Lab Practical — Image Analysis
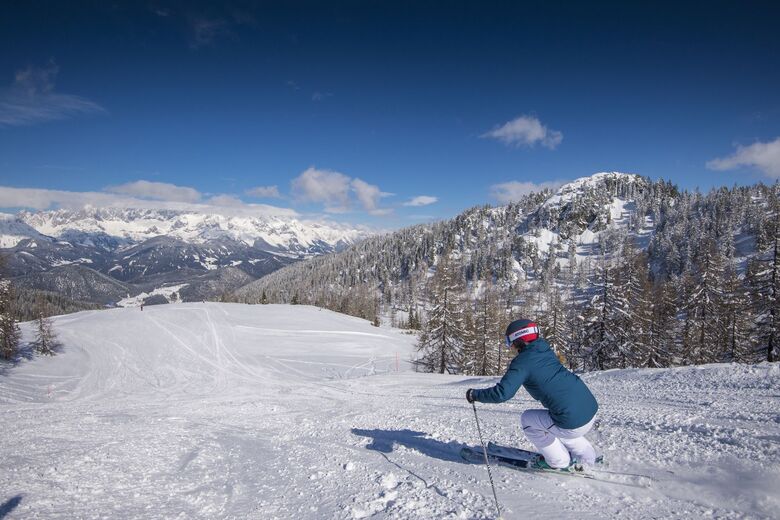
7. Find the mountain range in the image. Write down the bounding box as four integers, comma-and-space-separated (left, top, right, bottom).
5, 171, 772, 332
0, 208, 368, 307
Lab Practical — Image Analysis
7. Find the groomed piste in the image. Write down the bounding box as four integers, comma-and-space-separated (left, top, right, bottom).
1, 303, 778, 519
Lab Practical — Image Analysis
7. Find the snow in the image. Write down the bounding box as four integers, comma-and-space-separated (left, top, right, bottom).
517, 172, 657, 274
542, 172, 639, 210
1, 303, 779, 519
18, 208, 368, 254
526, 228, 559, 255
116, 284, 188, 307
51, 258, 94, 267
0, 212, 49, 248
200, 256, 219, 270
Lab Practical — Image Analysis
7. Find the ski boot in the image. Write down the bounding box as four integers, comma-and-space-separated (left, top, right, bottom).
530, 455, 584, 473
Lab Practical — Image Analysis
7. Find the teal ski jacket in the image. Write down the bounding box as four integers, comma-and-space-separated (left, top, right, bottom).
472, 337, 598, 429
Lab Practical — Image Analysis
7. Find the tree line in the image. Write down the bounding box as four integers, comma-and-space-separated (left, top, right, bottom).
1, 259, 61, 362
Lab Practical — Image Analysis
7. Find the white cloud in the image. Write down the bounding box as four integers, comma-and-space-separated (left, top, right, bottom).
350, 178, 393, 215
106, 180, 201, 203
0, 185, 297, 218
403, 195, 438, 207
706, 137, 780, 178
207, 194, 244, 207
245, 185, 281, 198
290, 168, 394, 216
490, 180, 563, 204
368, 208, 394, 216
482, 115, 563, 149
291, 167, 352, 213
0, 62, 106, 127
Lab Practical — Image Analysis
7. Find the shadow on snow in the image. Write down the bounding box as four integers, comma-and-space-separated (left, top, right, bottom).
352, 429, 475, 500
352, 428, 469, 464
0, 495, 22, 520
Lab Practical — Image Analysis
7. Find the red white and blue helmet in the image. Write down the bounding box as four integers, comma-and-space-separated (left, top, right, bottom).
505, 319, 540, 347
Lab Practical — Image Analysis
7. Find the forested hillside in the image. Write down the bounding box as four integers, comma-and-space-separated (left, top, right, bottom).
235, 172, 780, 372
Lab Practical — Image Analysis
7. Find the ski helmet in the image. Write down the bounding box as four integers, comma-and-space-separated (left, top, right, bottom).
505, 319, 539, 347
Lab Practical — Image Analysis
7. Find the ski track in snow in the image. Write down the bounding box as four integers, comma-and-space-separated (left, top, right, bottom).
1, 303, 779, 519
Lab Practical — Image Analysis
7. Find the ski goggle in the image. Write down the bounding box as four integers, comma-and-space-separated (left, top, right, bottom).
505, 325, 539, 347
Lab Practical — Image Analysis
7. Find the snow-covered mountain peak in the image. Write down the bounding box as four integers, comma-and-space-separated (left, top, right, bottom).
543, 171, 644, 209
15, 207, 370, 255
0, 212, 51, 249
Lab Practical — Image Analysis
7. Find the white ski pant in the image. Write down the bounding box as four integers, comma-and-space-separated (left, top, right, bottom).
521, 409, 597, 468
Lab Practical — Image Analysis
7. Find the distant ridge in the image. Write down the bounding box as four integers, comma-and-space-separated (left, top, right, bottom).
1, 206, 371, 308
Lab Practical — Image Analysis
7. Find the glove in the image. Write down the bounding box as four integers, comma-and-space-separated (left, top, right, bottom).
466, 389, 476, 403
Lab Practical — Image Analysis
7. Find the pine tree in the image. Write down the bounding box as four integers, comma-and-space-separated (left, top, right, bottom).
555, 296, 582, 371
644, 279, 678, 367
464, 288, 502, 375
415, 255, 466, 374
622, 241, 652, 367
683, 240, 726, 363
537, 289, 569, 363
32, 297, 59, 356
722, 262, 751, 362
405, 303, 419, 330
578, 297, 601, 370
0, 278, 21, 361
748, 196, 780, 362
460, 302, 478, 375
581, 241, 632, 370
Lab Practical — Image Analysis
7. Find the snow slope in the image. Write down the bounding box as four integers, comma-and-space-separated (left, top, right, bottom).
0, 213, 50, 249
1, 304, 779, 519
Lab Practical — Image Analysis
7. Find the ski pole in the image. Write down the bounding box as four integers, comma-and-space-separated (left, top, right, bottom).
472, 401, 502, 519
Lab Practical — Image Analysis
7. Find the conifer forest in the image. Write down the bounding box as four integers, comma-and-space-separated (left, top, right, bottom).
237, 173, 780, 374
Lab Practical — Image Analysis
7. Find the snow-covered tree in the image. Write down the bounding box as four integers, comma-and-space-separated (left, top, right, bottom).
721, 262, 752, 362
682, 240, 727, 364
581, 237, 633, 370
621, 241, 653, 366
746, 224, 780, 363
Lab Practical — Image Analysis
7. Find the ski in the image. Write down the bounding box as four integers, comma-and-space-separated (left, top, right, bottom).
460, 446, 596, 479
486, 442, 538, 462
482, 442, 653, 485
487, 441, 605, 465
461, 446, 652, 489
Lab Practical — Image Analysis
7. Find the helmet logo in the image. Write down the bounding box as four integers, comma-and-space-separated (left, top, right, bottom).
505, 324, 539, 346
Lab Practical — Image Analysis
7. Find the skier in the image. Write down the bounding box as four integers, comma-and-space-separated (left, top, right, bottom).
466, 319, 599, 470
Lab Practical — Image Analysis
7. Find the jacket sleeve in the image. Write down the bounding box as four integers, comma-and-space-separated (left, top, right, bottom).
473, 361, 528, 403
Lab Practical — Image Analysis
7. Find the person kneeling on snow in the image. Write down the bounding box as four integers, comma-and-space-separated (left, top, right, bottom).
466, 319, 599, 470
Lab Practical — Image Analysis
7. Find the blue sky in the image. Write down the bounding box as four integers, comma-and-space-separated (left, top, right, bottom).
1, 1, 779, 227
